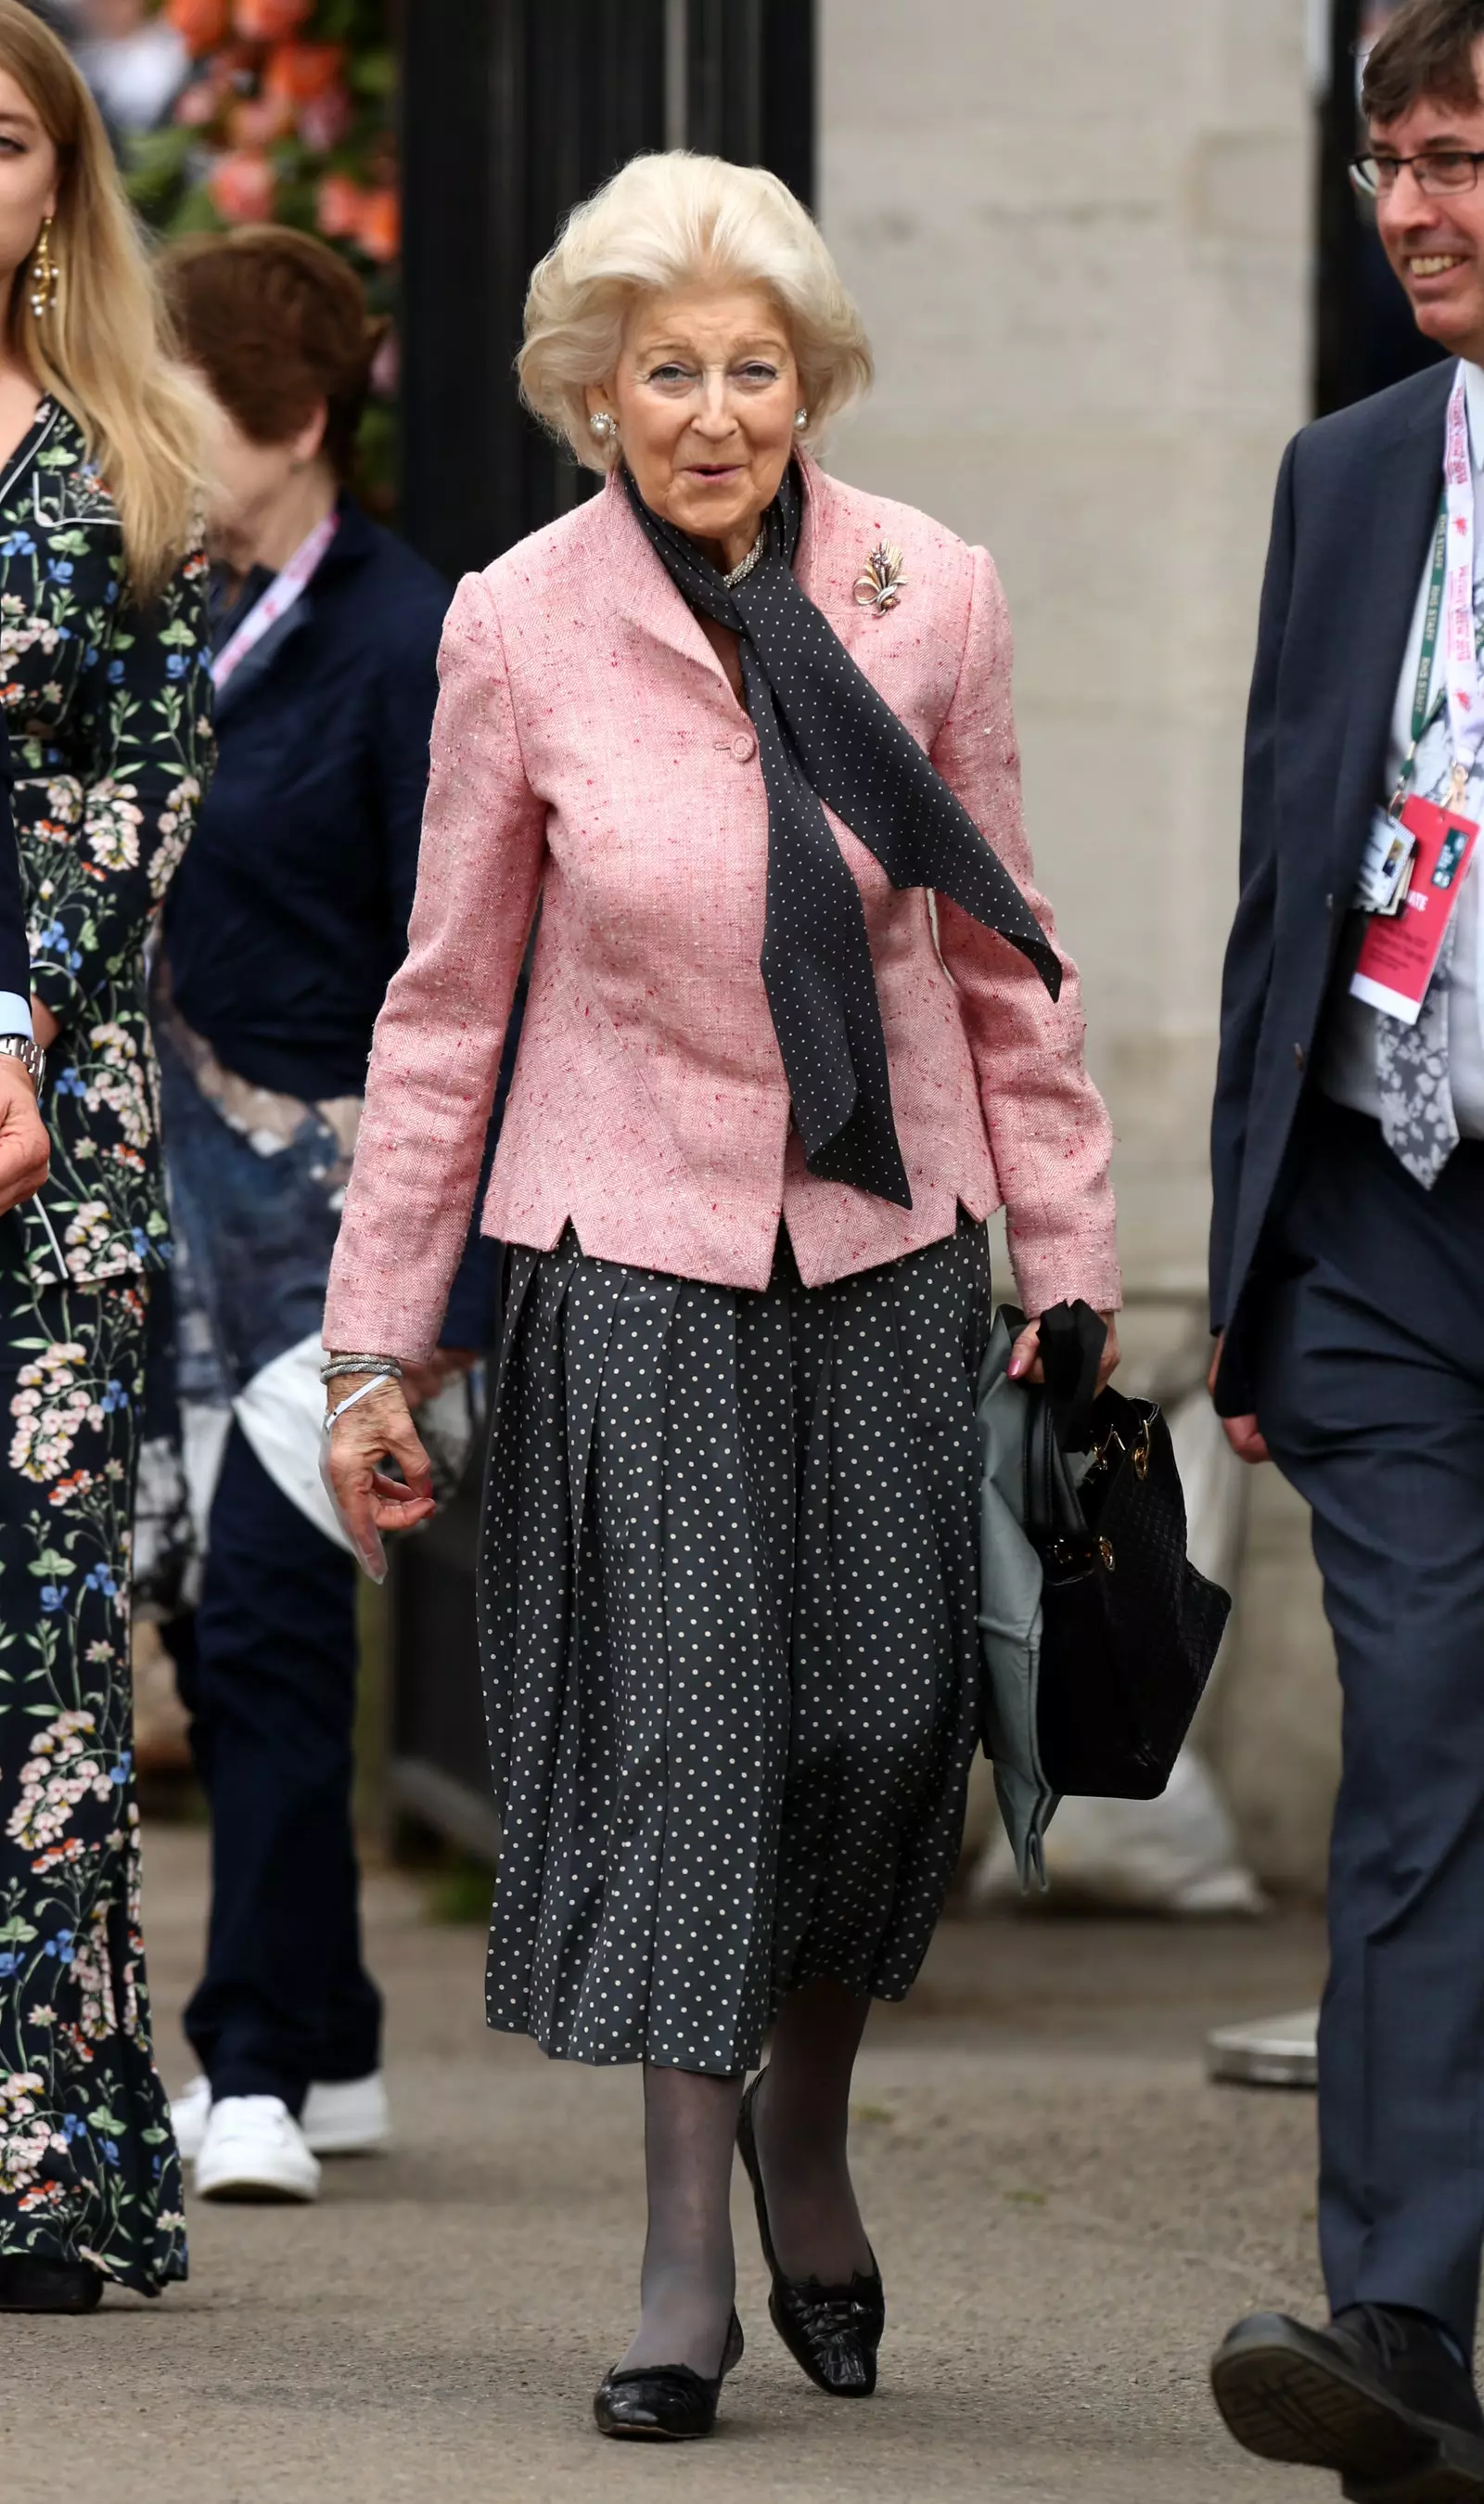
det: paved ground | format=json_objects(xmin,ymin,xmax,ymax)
[{"xmin": 0, "ymin": 1824, "xmax": 1337, "ymax": 2504}]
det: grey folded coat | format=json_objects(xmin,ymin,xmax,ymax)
[{"xmin": 974, "ymin": 1307, "xmax": 1093, "ymax": 1889}]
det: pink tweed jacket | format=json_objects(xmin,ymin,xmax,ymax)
[{"xmin": 324, "ymin": 458, "xmax": 1120, "ymax": 1360}]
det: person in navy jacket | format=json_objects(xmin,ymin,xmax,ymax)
[
  {"xmin": 149, "ymin": 226, "xmax": 494, "ymax": 2202},
  {"xmin": 1209, "ymin": 8, "xmax": 1484, "ymax": 2497}
]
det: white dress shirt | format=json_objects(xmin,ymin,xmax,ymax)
[{"xmin": 1321, "ymin": 357, "xmax": 1484, "ymax": 1134}]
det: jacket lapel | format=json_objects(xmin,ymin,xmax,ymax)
[
  {"xmin": 211, "ymin": 597, "xmax": 311, "ymax": 724},
  {"xmin": 1330, "ymin": 366, "xmax": 1453, "ymax": 884},
  {"xmin": 601, "ymin": 470, "xmax": 733, "ymax": 687},
  {"xmin": 602, "ymin": 456, "xmax": 832, "ymax": 686}
]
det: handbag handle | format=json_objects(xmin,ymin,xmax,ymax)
[{"xmin": 1039, "ymin": 1301, "xmax": 1107, "ymax": 1455}]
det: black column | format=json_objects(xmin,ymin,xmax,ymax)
[
  {"xmin": 401, "ymin": 0, "xmax": 667, "ymax": 575},
  {"xmin": 687, "ymin": 0, "xmax": 814, "ymax": 207},
  {"xmin": 398, "ymin": 0, "xmax": 505, "ymax": 578},
  {"xmin": 1314, "ymin": 0, "xmax": 1446, "ymax": 415}
]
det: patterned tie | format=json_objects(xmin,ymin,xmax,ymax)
[{"xmin": 1376, "ymin": 911, "xmax": 1461, "ymax": 1187}]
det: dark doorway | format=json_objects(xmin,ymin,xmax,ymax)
[
  {"xmin": 390, "ymin": 1, "xmax": 817, "ymax": 1862},
  {"xmin": 1316, "ymin": 0, "xmax": 1448, "ymax": 415}
]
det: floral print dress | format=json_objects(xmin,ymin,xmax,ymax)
[{"xmin": 0, "ymin": 401, "xmax": 211, "ymax": 2294}]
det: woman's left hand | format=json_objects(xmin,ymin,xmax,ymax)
[
  {"xmin": 30, "ymin": 996, "xmax": 59, "ymax": 1050},
  {"xmin": 1008, "ymin": 1310, "xmax": 1121, "ymax": 1394}
]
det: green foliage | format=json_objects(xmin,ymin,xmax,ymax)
[{"xmin": 127, "ymin": 3, "xmax": 400, "ymax": 500}]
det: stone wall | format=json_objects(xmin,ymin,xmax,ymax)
[{"xmin": 819, "ymin": 0, "xmax": 1339, "ymax": 1892}]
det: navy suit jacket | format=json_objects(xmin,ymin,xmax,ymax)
[
  {"xmin": 0, "ymin": 729, "xmax": 29, "ymax": 1006},
  {"xmin": 1211, "ymin": 361, "xmax": 1456, "ymax": 1409}
]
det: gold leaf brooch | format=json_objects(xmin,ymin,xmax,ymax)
[{"xmin": 853, "ymin": 542, "xmax": 906, "ymax": 615}]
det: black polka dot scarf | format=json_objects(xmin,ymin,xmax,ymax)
[{"xmin": 625, "ymin": 463, "xmax": 1061, "ymax": 1209}]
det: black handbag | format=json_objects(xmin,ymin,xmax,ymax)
[{"xmin": 1014, "ymin": 1300, "xmax": 1233, "ymax": 1801}]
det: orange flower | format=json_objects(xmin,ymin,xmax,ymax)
[
  {"xmin": 225, "ymin": 95, "xmax": 294, "ymax": 148},
  {"xmin": 165, "ymin": 0, "xmax": 231, "ymax": 53},
  {"xmin": 355, "ymin": 188, "xmax": 401, "ymax": 265},
  {"xmin": 263, "ymin": 41, "xmax": 345, "ymax": 104},
  {"xmin": 315, "ymin": 173, "xmax": 365, "ymax": 240},
  {"xmin": 208, "ymin": 148, "xmax": 276, "ymax": 226},
  {"xmin": 234, "ymin": 0, "xmax": 313, "ymax": 35}
]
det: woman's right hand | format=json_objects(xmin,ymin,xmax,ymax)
[{"xmin": 325, "ymin": 1374, "xmax": 437, "ymax": 1568}]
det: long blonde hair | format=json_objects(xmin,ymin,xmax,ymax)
[{"xmin": 0, "ymin": 1, "xmax": 202, "ymax": 597}]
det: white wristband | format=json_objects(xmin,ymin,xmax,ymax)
[{"xmin": 324, "ymin": 1374, "xmax": 400, "ymax": 1436}]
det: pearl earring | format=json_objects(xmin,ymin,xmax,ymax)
[
  {"xmin": 589, "ymin": 411, "xmax": 618, "ymax": 443},
  {"xmin": 794, "ymin": 408, "xmax": 808, "ymax": 430}
]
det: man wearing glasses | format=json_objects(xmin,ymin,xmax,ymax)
[{"xmin": 1208, "ymin": 3, "xmax": 1484, "ymax": 2494}]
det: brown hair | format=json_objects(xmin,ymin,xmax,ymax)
[
  {"xmin": 1363, "ymin": 0, "xmax": 1484, "ymax": 125},
  {"xmin": 158, "ymin": 226, "xmax": 381, "ymax": 481},
  {"xmin": 0, "ymin": 0, "xmax": 203, "ymax": 597}
]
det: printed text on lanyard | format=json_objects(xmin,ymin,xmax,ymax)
[{"xmin": 1442, "ymin": 366, "xmax": 1484, "ymax": 808}]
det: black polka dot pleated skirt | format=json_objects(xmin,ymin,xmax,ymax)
[{"xmin": 477, "ymin": 1214, "xmax": 992, "ymax": 2074}]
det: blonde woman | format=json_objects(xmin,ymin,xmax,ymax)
[
  {"xmin": 325, "ymin": 152, "xmax": 1119, "ymax": 2436},
  {"xmin": 0, "ymin": 2, "xmax": 210, "ymax": 2313}
]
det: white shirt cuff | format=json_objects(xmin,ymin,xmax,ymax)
[{"xmin": 0, "ymin": 993, "xmax": 33, "ymax": 1040}]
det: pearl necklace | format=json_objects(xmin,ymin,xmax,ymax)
[{"xmin": 723, "ymin": 526, "xmax": 766, "ymax": 591}]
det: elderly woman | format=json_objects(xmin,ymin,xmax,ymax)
[{"xmin": 324, "ymin": 152, "xmax": 1120, "ymax": 2441}]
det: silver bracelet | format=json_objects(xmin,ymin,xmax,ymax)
[{"xmin": 321, "ymin": 1355, "xmax": 403, "ymax": 1385}]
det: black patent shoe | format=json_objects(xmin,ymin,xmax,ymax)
[
  {"xmin": 593, "ymin": 2309, "xmax": 744, "ymax": 2440},
  {"xmin": 736, "ymin": 2071, "xmax": 885, "ymax": 2398},
  {"xmin": 0, "ymin": 2255, "xmax": 105, "ymax": 2313},
  {"xmin": 1211, "ymin": 2305, "xmax": 1484, "ymax": 2502}
]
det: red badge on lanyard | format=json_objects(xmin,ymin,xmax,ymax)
[
  {"xmin": 1352, "ymin": 362, "xmax": 1484, "ymax": 1027},
  {"xmin": 1352, "ymin": 794, "xmax": 1479, "ymax": 1022}
]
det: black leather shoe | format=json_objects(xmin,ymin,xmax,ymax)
[
  {"xmin": 736, "ymin": 2070, "xmax": 884, "ymax": 2398},
  {"xmin": 593, "ymin": 2310, "xmax": 744, "ymax": 2440},
  {"xmin": 1211, "ymin": 2305, "xmax": 1484, "ymax": 2502},
  {"xmin": 0, "ymin": 2255, "xmax": 105, "ymax": 2313}
]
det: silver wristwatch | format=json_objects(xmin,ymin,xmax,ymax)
[{"xmin": 0, "ymin": 1035, "xmax": 46, "ymax": 1093}]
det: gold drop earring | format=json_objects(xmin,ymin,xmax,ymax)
[{"xmin": 29, "ymin": 216, "xmax": 58, "ymax": 322}]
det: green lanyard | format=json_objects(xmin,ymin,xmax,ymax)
[
  {"xmin": 1410, "ymin": 497, "xmax": 1450, "ymax": 756},
  {"xmin": 1393, "ymin": 493, "xmax": 1484, "ymax": 814}
]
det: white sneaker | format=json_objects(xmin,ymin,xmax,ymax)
[
  {"xmin": 193, "ymin": 2096, "xmax": 322, "ymax": 2204},
  {"xmin": 301, "ymin": 2073, "xmax": 391, "ymax": 2157},
  {"xmin": 171, "ymin": 2073, "xmax": 211, "ymax": 2164},
  {"xmin": 173, "ymin": 2071, "xmax": 390, "ymax": 2163}
]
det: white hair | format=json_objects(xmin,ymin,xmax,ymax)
[{"xmin": 518, "ymin": 151, "xmax": 874, "ymax": 471}]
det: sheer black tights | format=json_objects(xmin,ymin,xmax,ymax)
[
  {"xmin": 753, "ymin": 1980, "xmax": 875, "ymax": 2284},
  {"xmin": 617, "ymin": 1984, "xmax": 874, "ymax": 2373},
  {"xmin": 619, "ymin": 2065, "xmax": 743, "ymax": 2376}
]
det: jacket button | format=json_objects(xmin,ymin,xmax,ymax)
[
  {"xmin": 731, "ymin": 731, "xmax": 757, "ymax": 763},
  {"xmin": 1293, "ymin": 1042, "xmax": 1306, "ymax": 1072}
]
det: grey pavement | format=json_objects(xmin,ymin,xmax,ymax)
[{"xmin": 1, "ymin": 1823, "xmax": 1337, "ymax": 2503}]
